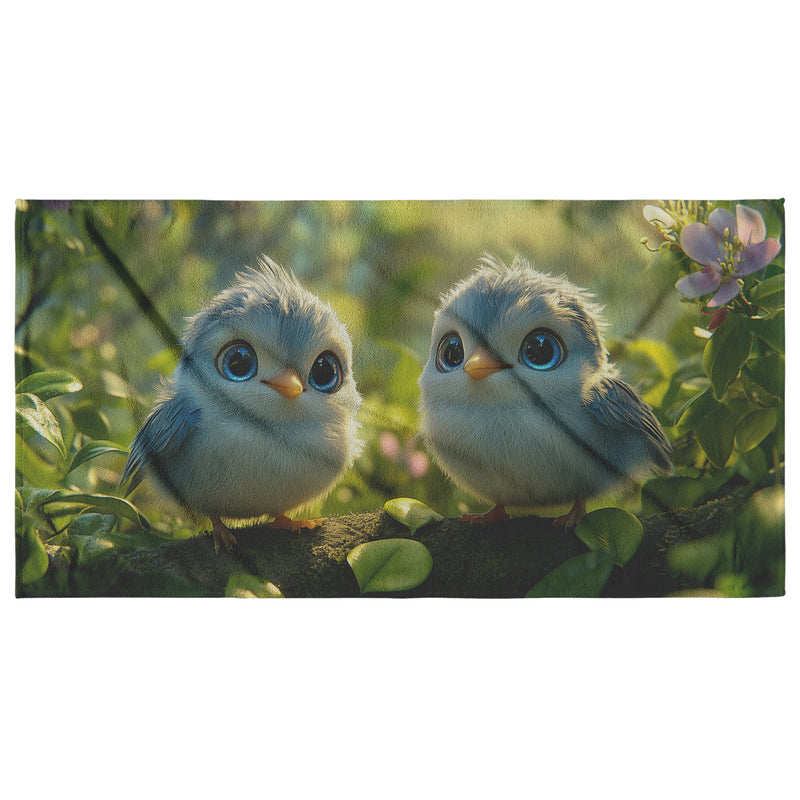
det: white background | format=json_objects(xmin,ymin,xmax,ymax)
[{"xmin": 3, "ymin": 2, "xmax": 797, "ymax": 798}]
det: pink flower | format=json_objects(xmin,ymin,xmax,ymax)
[
  {"xmin": 675, "ymin": 204, "xmax": 781, "ymax": 307},
  {"xmin": 378, "ymin": 432, "xmax": 401, "ymax": 459},
  {"xmin": 379, "ymin": 431, "xmax": 430, "ymax": 479},
  {"xmin": 406, "ymin": 451, "xmax": 429, "ymax": 479}
]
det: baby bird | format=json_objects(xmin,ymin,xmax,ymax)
[
  {"xmin": 122, "ymin": 257, "xmax": 362, "ymax": 553},
  {"xmin": 418, "ymin": 254, "xmax": 671, "ymax": 527}
]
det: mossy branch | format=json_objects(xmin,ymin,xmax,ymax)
[{"xmin": 31, "ymin": 489, "xmax": 760, "ymax": 598}]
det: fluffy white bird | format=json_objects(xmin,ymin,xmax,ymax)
[
  {"xmin": 418, "ymin": 254, "xmax": 671, "ymax": 527},
  {"xmin": 122, "ymin": 257, "xmax": 362, "ymax": 553}
]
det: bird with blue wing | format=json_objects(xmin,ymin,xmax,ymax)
[
  {"xmin": 418, "ymin": 254, "xmax": 671, "ymax": 527},
  {"xmin": 122, "ymin": 257, "xmax": 362, "ymax": 553}
]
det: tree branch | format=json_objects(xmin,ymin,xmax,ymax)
[{"xmin": 36, "ymin": 490, "xmax": 757, "ymax": 598}]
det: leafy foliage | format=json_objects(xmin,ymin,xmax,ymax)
[
  {"xmin": 525, "ymin": 551, "xmax": 615, "ymax": 598},
  {"xmin": 667, "ymin": 487, "xmax": 784, "ymax": 596},
  {"xmin": 384, "ymin": 498, "xmax": 444, "ymax": 535},
  {"xmin": 576, "ymin": 508, "xmax": 643, "ymax": 567},
  {"xmin": 525, "ymin": 508, "xmax": 644, "ymax": 597},
  {"xmin": 347, "ymin": 539, "xmax": 434, "ymax": 594}
]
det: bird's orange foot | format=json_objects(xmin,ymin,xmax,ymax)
[
  {"xmin": 459, "ymin": 504, "xmax": 510, "ymax": 524},
  {"xmin": 270, "ymin": 514, "xmax": 327, "ymax": 531},
  {"xmin": 210, "ymin": 516, "xmax": 237, "ymax": 554},
  {"xmin": 553, "ymin": 499, "xmax": 587, "ymax": 530}
]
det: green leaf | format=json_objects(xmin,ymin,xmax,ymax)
[
  {"xmin": 70, "ymin": 403, "xmax": 111, "ymax": 440},
  {"xmin": 667, "ymin": 534, "xmax": 726, "ymax": 582},
  {"xmin": 18, "ymin": 522, "xmax": 50, "ymax": 584},
  {"xmin": 347, "ymin": 538, "xmax": 433, "ymax": 594},
  {"xmin": 737, "ymin": 486, "xmax": 784, "ymax": 544},
  {"xmin": 37, "ymin": 491, "xmax": 150, "ymax": 530},
  {"xmin": 737, "ymin": 447, "xmax": 768, "ymax": 483},
  {"xmin": 52, "ymin": 403, "xmax": 76, "ymax": 454},
  {"xmin": 742, "ymin": 353, "xmax": 784, "ymax": 399},
  {"xmin": 749, "ymin": 273, "xmax": 784, "ymax": 307},
  {"xmin": 752, "ymin": 293, "xmax": 784, "ymax": 314},
  {"xmin": 15, "ymin": 435, "xmax": 61, "ymax": 488},
  {"xmin": 16, "ymin": 393, "xmax": 66, "ymax": 458},
  {"xmin": 576, "ymin": 507, "xmax": 643, "ymax": 566},
  {"xmin": 660, "ymin": 375, "xmax": 686, "ymax": 416},
  {"xmin": 735, "ymin": 408, "xmax": 778, "ymax": 453},
  {"xmin": 641, "ymin": 477, "xmax": 707, "ymax": 515},
  {"xmin": 65, "ymin": 440, "xmax": 128, "ymax": 476},
  {"xmin": 714, "ymin": 573, "xmax": 753, "ymax": 598},
  {"xmin": 225, "ymin": 573, "xmax": 284, "ymax": 598},
  {"xmin": 384, "ymin": 497, "xmax": 443, "ymax": 534},
  {"xmin": 100, "ymin": 369, "xmax": 146, "ymax": 404},
  {"xmin": 525, "ymin": 551, "xmax": 614, "ymax": 598},
  {"xmin": 17, "ymin": 487, "xmax": 60, "ymax": 511},
  {"xmin": 672, "ymin": 487, "xmax": 784, "ymax": 593},
  {"xmin": 16, "ymin": 370, "xmax": 83, "ymax": 400},
  {"xmin": 72, "ymin": 535, "xmax": 116, "ymax": 565},
  {"xmin": 67, "ymin": 513, "xmax": 116, "ymax": 537},
  {"xmin": 674, "ymin": 387, "xmax": 717, "ymax": 432},
  {"xmin": 703, "ymin": 315, "xmax": 752, "ymax": 399},
  {"xmin": 744, "ymin": 311, "xmax": 784, "ymax": 354},
  {"xmin": 696, "ymin": 403, "xmax": 736, "ymax": 468}
]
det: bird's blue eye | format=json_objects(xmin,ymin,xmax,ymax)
[
  {"xmin": 436, "ymin": 332, "xmax": 464, "ymax": 372},
  {"xmin": 519, "ymin": 329, "xmax": 565, "ymax": 371},
  {"xmin": 309, "ymin": 351, "xmax": 343, "ymax": 393},
  {"xmin": 217, "ymin": 342, "xmax": 258, "ymax": 381}
]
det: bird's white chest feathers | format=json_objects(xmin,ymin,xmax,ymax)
[
  {"xmin": 163, "ymin": 406, "xmax": 357, "ymax": 520},
  {"xmin": 421, "ymin": 396, "xmax": 624, "ymax": 507}
]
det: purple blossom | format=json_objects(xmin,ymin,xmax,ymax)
[{"xmin": 675, "ymin": 204, "xmax": 781, "ymax": 307}]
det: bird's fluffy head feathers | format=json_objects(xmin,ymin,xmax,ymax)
[
  {"xmin": 436, "ymin": 253, "xmax": 610, "ymax": 372},
  {"xmin": 181, "ymin": 256, "xmax": 352, "ymax": 365}
]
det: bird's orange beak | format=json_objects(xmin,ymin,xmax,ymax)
[
  {"xmin": 463, "ymin": 347, "xmax": 511, "ymax": 380},
  {"xmin": 262, "ymin": 369, "xmax": 304, "ymax": 399}
]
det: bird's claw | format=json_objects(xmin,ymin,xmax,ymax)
[
  {"xmin": 211, "ymin": 517, "xmax": 237, "ymax": 555},
  {"xmin": 270, "ymin": 514, "xmax": 327, "ymax": 531},
  {"xmin": 552, "ymin": 499, "xmax": 587, "ymax": 530},
  {"xmin": 459, "ymin": 504, "xmax": 510, "ymax": 524}
]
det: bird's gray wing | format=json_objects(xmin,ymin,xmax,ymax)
[
  {"xmin": 121, "ymin": 391, "xmax": 201, "ymax": 493},
  {"xmin": 586, "ymin": 377, "xmax": 672, "ymax": 469}
]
